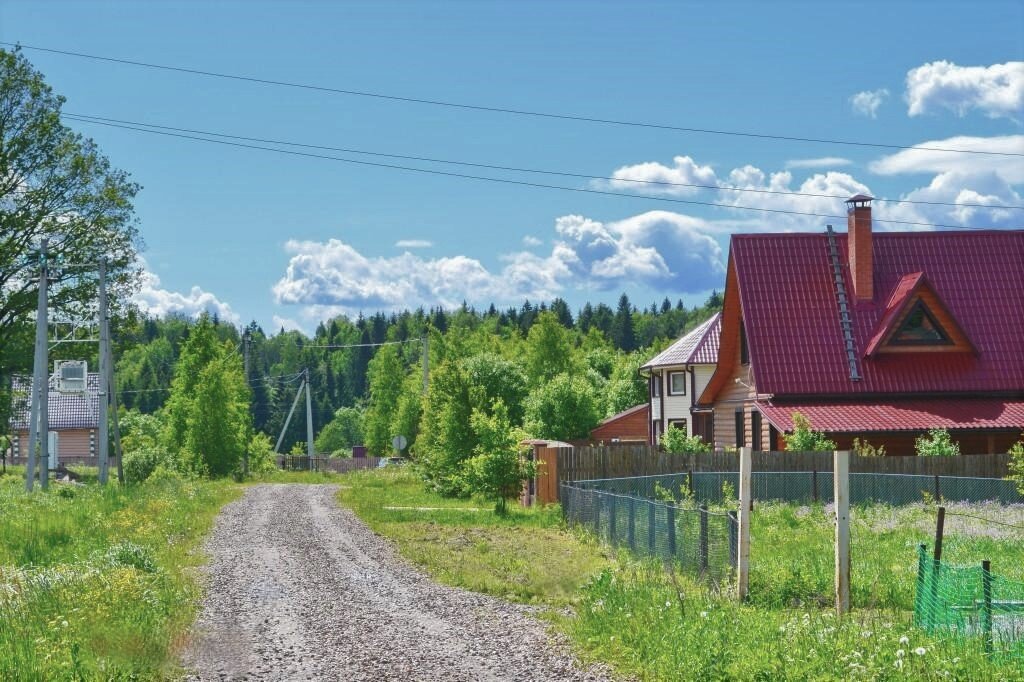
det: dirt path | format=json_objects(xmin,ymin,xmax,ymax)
[{"xmin": 183, "ymin": 484, "xmax": 611, "ymax": 681}]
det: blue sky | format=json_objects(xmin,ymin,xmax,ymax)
[{"xmin": 2, "ymin": 1, "xmax": 1022, "ymax": 333}]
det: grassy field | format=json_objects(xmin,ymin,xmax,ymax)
[
  {"xmin": 0, "ymin": 467, "xmax": 240, "ymax": 679},
  {"xmin": 337, "ymin": 467, "xmax": 612, "ymax": 604},
  {"xmin": 339, "ymin": 469, "xmax": 1024, "ymax": 681}
]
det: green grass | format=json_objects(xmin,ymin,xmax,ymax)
[
  {"xmin": 338, "ymin": 470, "xmax": 1024, "ymax": 681},
  {"xmin": 0, "ymin": 467, "xmax": 240, "ymax": 680},
  {"xmin": 336, "ymin": 468, "xmax": 612, "ymax": 604}
]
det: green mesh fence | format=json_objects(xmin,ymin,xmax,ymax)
[
  {"xmin": 915, "ymin": 545, "xmax": 1024, "ymax": 661},
  {"xmin": 560, "ymin": 483, "xmax": 737, "ymax": 583}
]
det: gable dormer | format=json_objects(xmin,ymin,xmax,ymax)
[{"xmin": 864, "ymin": 272, "xmax": 975, "ymax": 357}]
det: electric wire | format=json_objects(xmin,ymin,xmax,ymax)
[
  {"xmin": 64, "ymin": 113, "xmax": 1023, "ymax": 211},
  {"xmin": 60, "ymin": 115, "xmax": 1015, "ymax": 231},
  {"xmin": 941, "ymin": 510, "xmax": 1024, "ymax": 532},
  {"xmin": 8, "ymin": 41, "xmax": 1020, "ymax": 157}
]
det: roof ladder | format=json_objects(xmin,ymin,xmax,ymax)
[{"xmin": 826, "ymin": 225, "xmax": 862, "ymax": 381}]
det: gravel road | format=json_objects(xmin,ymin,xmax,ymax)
[{"xmin": 183, "ymin": 484, "xmax": 612, "ymax": 681}]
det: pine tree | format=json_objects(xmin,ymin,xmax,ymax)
[{"xmin": 611, "ymin": 293, "xmax": 636, "ymax": 351}]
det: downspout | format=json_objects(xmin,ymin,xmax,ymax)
[
  {"xmin": 658, "ymin": 371, "xmax": 666, "ymax": 445},
  {"xmin": 688, "ymin": 366, "xmax": 696, "ymax": 437}
]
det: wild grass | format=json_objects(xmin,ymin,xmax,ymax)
[
  {"xmin": 336, "ymin": 468, "xmax": 612, "ymax": 604},
  {"xmin": 339, "ymin": 469, "xmax": 1024, "ymax": 680},
  {"xmin": 0, "ymin": 468, "xmax": 239, "ymax": 680}
]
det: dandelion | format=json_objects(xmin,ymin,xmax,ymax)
[
  {"xmin": 700, "ymin": 611, "xmax": 708, "ymax": 618},
  {"xmin": 899, "ymin": 635, "xmax": 909, "ymax": 645},
  {"xmin": 895, "ymin": 659, "xmax": 904, "ymax": 670},
  {"xmin": 914, "ymin": 647, "xmax": 926, "ymax": 656},
  {"xmin": 861, "ymin": 630, "xmax": 872, "ymax": 638},
  {"xmin": 665, "ymin": 600, "xmax": 671, "ymax": 608},
  {"xmin": 896, "ymin": 649, "xmax": 905, "ymax": 658}
]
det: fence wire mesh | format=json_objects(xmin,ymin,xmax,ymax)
[
  {"xmin": 560, "ymin": 484, "xmax": 737, "ymax": 583},
  {"xmin": 914, "ymin": 545, "xmax": 1024, "ymax": 661},
  {"xmin": 571, "ymin": 472, "xmax": 1022, "ymax": 506}
]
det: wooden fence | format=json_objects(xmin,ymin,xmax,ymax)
[
  {"xmin": 556, "ymin": 446, "xmax": 1013, "ymax": 487},
  {"xmin": 277, "ymin": 455, "xmax": 382, "ymax": 473}
]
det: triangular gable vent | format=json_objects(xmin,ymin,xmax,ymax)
[{"xmin": 864, "ymin": 273, "xmax": 975, "ymax": 357}]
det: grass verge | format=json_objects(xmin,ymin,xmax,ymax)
[
  {"xmin": 336, "ymin": 468, "xmax": 611, "ymax": 604},
  {"xmin": 0, "ymin": 467, "xmax": 240, "ymax": 679}
]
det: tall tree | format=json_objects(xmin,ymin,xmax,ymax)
[
  {"xmin": 0, "ymin": 48, "xmax": 140, "ymax": 417},
  {"xmin": 524, "ymin": 311, "xmax": 576, "ymax": 385},
  {"xmin": 362, "ymin": 344, "xmax": 406, "ymax": 455},
  {"xmin": 611, "ymin": 293, "xmax": 637, "ymax": 351}
]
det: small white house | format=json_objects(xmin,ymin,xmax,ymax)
[{"xmin": 640, "ymin": 313, "xmax": 720, "ymax": 445}]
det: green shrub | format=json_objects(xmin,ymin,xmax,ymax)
[
  {"xmin": 784, "ymin": 412, "xmax": 836, "ymax": 452},
  {"xmin": 246, "ymin": 432, "xmax": 278, "ymax": 473},
  {"xmin": 660, "ymin": 425, "xmax": 711, "ymax": 454},
  {"xmin": 122, "ymin": 447, "xmax": 171, "ymax": 484},
  {"xmin": 1008, "ymin": 436, "xmax": 1024, "ymax": 494},
  {"xmin": 462, "ymin": 402, "xmax": 535, "ymax": 514},
  {"xmin": 851, "ymin": 437, "xmax": 886, "ymax": 457},
  {"xmin": 915, "ymin": 428, "xmax": 960, "ymax": 457}
]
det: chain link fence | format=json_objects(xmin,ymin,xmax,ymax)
[
  {"xmin": 915, "ymin": 546, "xmax": 1024, "ymax": 661},
  {"xmin": 561, "ymin": 483, "xmax": 737, "ymax": 583}
]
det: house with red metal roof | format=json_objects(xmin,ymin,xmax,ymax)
[
  {"xmin": 640, "ymin": 312, "xmax": 721, "ymax": 445},
  {"xmin": 697, "ymin": 196, "xmax": 1024, "ymax": 455},
  {"xmin": 8, "ymin": 373, "xmax": 100, "ymax": 464}
]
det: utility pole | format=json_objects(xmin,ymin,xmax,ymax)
[
  {"xmin": 26, "ymin": 240, "xmax": 49, "ymax": 492},
  {"xmin": 98, "ymin": 259, "xmax": 109, "ymax": 484},
  {"xmin": 275, "ymin": 376, "xmax": 305, "ymax": 454},
  {"xmin": 305, "ymin": 367, "xmax": 314, "ymax": 463}
]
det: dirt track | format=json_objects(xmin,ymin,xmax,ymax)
[{"xmin": 183, "ymin": 484, "xmax": 611, "ymax": 681}]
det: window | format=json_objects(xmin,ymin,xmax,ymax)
[
  {"xmin": 751, "ymin": 411, "xmax": 762, "ymax": 452},
  {"xmin": 735, "ymin": 409, "xmax": 745, "ymax": 447},
  {"xmin": 668, "ymin": 419, "xmax": 688, "ymax": 434},
  {"xmin": 890, "ymin": 301, "xmax": 953, "ymax": 346},
  {"xmin": 650, "ymin": 375, "xmax": 661, "ymax": 398},
  {"xmin": 768, "ymin": 424, "xmax": 780, "ymax": 452},
  {"xmin": 668, "ymin": 371, "xmax": 687, "ymax": 396}
]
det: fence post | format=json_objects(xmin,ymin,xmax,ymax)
[
  {"xmin": 929, "ymin": 506, "xmax": 946, "ymax": 629},
  {"xmin": 608, "ymin": 495, "xmax": 617, "ymax": 546},
  {"xmin": 593, "ymin": 491, "xmax": 601, "ymax": 536},
  {"xmin": 737, "ymin": 446, "xmax": 752, "ymax": 601},
  {"xmin": 628, "ymin": 496, "xmax": 636, "ymax": 551},
  {"xmin": 981, "ymin": 559, "xmax": 993, "ymax": 656},
  {"xmin": 648, "ymin": 500, "xmax": 656, "ymax": 555},
  {"xmin": 934, "ymin": 474, "xmax": 941, "ymax": 502},
  {"xmin": 699, "ymin": 504, "xmax": 709, "ymax": 575},
  {"xmin": 728, "ymin": 510, "xmax": 738, "ymax": 574},
  {"xmin": 834, "ymin": 449, "xmax": 851, "ymax": 616},
  {"xmin": 688, "ymin": 468, "xmax": 695, "ymax": 499},
  {"xmin": 667, "ymin": 503, "xmax": 677, "ymax": 557},
  {"xmin": 812, "ymin": 468, "xmax": 819, "ymax": 503}
]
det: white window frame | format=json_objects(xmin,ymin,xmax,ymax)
[{"xmin": 668, "ymin": 371, "xmax": 687, "ymax": 396}]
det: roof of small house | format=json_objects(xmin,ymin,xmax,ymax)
[
  {"xmin": 730, "ymin": 230, "xmax": 1024, "ymax": 396},
  {"xmin": 641, "ymin": 312, "xmax": 721, "ymax": 370},
  {"xmin": 757, "ymin": 398, "xmax": 1024, "ymax": 433},
  {"xmin": 9, "ymin": 374, "xmax": 100, "ymax": 431}
]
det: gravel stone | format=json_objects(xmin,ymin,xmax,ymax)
[{"xmin": 183, "ymin": 484, "xmax": 614, "ymax": 681}]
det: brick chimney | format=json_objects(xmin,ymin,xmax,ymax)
[{"xmin": 846, "ymin": 194, "xmax": 874, "ymax": 302}]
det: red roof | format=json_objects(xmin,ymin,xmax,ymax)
[
  {"xmin": 758, "ymin": 399, "xmax": 1024, "ymax": 433},
  {"xmin": 732, "ymin": 230, "xmax": 1024, "ymax": 396}
]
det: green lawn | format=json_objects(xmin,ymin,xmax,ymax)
[
  {"xmin": 339, "ymin": 469, "xmax": 1024, "ymax": 681},
  {"xmin": 0, "ymin": 467, "xmax": 241, "ymax": 679}
]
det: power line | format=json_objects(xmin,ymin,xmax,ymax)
[
  {"xmin": 65, "ymin": 113, "xmax": 1023, "ymax": 211},
  {"xmin": 9, "ymin": 41, "xmax": 1021, "ymax": 158},
  {"xmin": 61, "ymin": 115, "xmax": 1014, "ymax": 231},
  {"xmin": 943, "ymin": 510, "xmax": 1024, "ymax": 532},
  {"xmin": 304, "ymin": 339, "xmax": 420, "ymax": 349}
]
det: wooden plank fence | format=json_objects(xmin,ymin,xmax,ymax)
[{"xmin": 556, "ymin": 446, "xmax": 1013, "ymax": 487}]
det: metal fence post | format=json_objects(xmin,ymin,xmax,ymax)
[
  {"xmin": 834, "ymin": 449, "xmax": 851, "ymax": 616},
  {"xmin": 981, "ymin": 560, "xmax": 993, "ymax": 655},
  {"xmin": 699, "ymin": 504, "xmax": 709, "ymax": 575},
  {"xmin": 914, "ymin": 543, "xmax": 928, "ymax": 627},
  {"xmin": 934, "ymin": 474, "xmax": 941, "ymax": 503},
  {"xmin": 737, "ymin": 446, "xmax": 752, "ymax": 601},
  {"xmin": 812, "ymin": 468, "xmax": 819, "ymax": 503}
]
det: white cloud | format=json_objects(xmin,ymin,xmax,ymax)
[
  {"xmin": 850, "ymin": 89, "xmax": 889, "ymax": 118},
  {"xmin": 607, "ymin": 155, "xmax": 718, "ymax": 195},
  {"xmin": 874, "ymin": 171, "xmax": 1023, "ymax": 230},
  {"xmin": 521, "ymin": 235, "xmax": 542, "ymax": 247},
  {"xmin": 395, "ymin": 239, "xmax": 433, "ymax": 248},
  {"xmin": 272, "ymin": 212, "xmax": 726, "ymax": 316},
  {"xmin": 785, "ymin": 157, "xmax": 853, "ymax": 169},
  {"xmin": 133, "ymin": 267, "xmax": 239, "ymax": 324},
  {"xmin": 869, "ymin": 135, "xmax": 1024, "ymax": 184},
  {"xmin": 905, "ymin": 60, "xmax": 1024, "ymax": 119}
]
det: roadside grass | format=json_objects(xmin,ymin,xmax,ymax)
[
  {"xmin": 339, "ymin": 470, "xmax": 1024, "ymax": 680},
  {"xmin": 336, "ymin": 468, "xmax": 612, "ymax": 604},
  {"xmin": 0, "ymin": 469, "xmax": 239, "ymax": 679}
]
